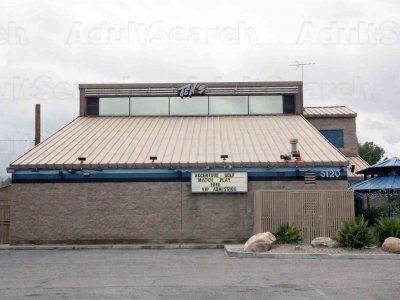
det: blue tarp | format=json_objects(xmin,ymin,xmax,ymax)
[{"xmin": 350, "ymin": 175, "xmax": 400, "ymax": 191}]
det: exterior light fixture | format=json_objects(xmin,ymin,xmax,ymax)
[
  {"xmin": 78, "ymin": 157, "xmax": 86, "ymax": 170},
  {"xmin": 350, "ymin": 165, "xmax": 355, "ymax": 173},
  {"xmin": 150, "ymin": 156, "xmax": 158, "ymax": 169},
  {"xmin": 220, "ymin": 154, "xmax": 228, "ymax": 161},
  {"xmin": 6, "ymin": 167, "xmax": 15, "ymax": 173}
]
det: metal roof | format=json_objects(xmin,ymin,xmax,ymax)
[
  {"xmin": 303, "ymin": 106, "xmax": 357, "ymax": 118},
  {"xmin": 347, "ymin": 156, "xmax": 370, "ymax": 179},
  {"xmin": 351, "ymin": 175, "xmax": 400, "ymax": 191},
  {"xmin": 11, "ymin": 115, "xmax": 348, "ymax": 170},
  {"xmin": 357, "ymin": 157, "xmax": 400, "ymax": 174}
]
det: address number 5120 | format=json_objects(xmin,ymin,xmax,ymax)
[{"xmin": 320, "ymin": 170, "xmax": 341, "ymax": 178}]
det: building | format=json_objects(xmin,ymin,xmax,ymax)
[
  {"xmin": 351, "ymin": 157, "xmax": 400, "ymax": 216},
  {"xmin": 6, "ymin": 81, "xmax": 367, "ymax": 244},
  {"xmin": 302, "ymin": 106, "xmax": 369, "ymax": 182}
]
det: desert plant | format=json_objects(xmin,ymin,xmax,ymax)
[
  {"xmin": 273, "ymin": 222, "xmax": 302, "ymax": 244},
  {"xmin": 373, "ymin": 217, "xmax": 400, "ymax": 246},
  {"xmin": 336, "ymin": 216, "xmax": 375, "ymax": 248},
  {"xmin": 361, "ymin": 207, "xmax": 385, "ymax": 227}
]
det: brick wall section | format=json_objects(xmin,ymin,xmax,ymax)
[
  {"xmin": 306, "ymin": 117, "xmax": 359, "ymax": 157},
  {"xmin": 10, "ymin": 180, "xmax": 348, "ymax": 244}
]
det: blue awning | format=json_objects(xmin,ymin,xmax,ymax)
[{"xmin": 350, "ymin": 175, "xmax": 400, "ymax": 191}]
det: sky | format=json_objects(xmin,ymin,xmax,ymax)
[{"xmin": 0, "ymin": 0, "xmax": 399, "ymax": 179}]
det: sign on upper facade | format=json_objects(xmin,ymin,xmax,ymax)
[
  {"xmin": 191, "ymin": 172, "xmax": 248, "ymax": 193},
  {"xmin": 178, "ymin": 83, "xmax": 206, "ymax": 98}
]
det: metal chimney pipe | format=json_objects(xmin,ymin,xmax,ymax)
[{"xmin": 290, "ymin": 138, "xmax": 298, "ymax": 154}]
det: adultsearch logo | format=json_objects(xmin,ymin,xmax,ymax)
[
  {"xmin": 0, "ymin": 22, "xmax": 28, "ymax": 45},
  {"xmin": 0, "ymin": 75, "xmax": 76, "ymax": 102},
  {"xmin": 296, "ymin": 21, "xmax": 400, "ymax": 45},
  {"xmin": 66, "ymin": 20, "xmax": 258, "ymax": 45}
]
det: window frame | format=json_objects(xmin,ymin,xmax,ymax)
[
  {"xmin": 98, "ymin": 95, "xmax": 292, "ymax": 117},
  {"xmin": 319, "ymin": 129, "xmax": 345, "ymax": 148}
]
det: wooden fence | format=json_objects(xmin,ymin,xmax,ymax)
[
  {"xmin": 254, "ymin": 190, "xmax": 354, "ymax": 243},
  {"xmin": 0, "ymin": 186, "xmax": 11, "ymax": 244}
]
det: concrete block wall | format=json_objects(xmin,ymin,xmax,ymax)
[
  {"xmin": 10, "ymin": 180, "xmax": 348, "ymax": 244},
  {"xmin": 306, "ymin": 117, "xmax": 359, "ymax": 157}
]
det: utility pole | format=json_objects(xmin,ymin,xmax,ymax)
[
  {"xmin": 35, "ymin": 104, "xmax": 41, "ymax": 146},
  {"xmin": 289, "ymin": 61, "xmax": 315, "ymax": 82}
]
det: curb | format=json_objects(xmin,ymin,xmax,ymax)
[
  {"xmin": 224, "ymin": 245, "xmax": 400, "ymax": 260},
  {"xmin": 0, "ymin": 244, "xmax": 224, "ymax": 251}
]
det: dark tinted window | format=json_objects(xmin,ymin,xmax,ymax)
[
  {"xmin": 283, "ymin": 95, "xmax": 295, "ymax": 114},
  {"xmin": 319, "ymin": 129, "xmax": 344, "ymax": 148},
  {"xmin": 87, "ymin": 98, "xmax": 99, "ymax": 116}
]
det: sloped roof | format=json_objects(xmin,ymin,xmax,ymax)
[
  {"xmin": 357, "ymin": 157, "xmax": 400, "ymax": 175},
  {"xmin": 351, "ymin": 175, "xmax": 400, "ymax": 191},
  {"xmin": 303, "ymin": 106, "xmax": 357, "ymax": 118},
  {"xmin": 368, "ymin": 157, "xmax": 400, "ymax": 169},
  {"xmin": 11, "ymin": 115, "xmax": 348, "ymax": 170},
  {"xmin": 347, "ymin": 156, "xmax": 370, "ymax": 179}
]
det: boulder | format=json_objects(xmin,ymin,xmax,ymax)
[
  {"xmin": 311, "ymin": 237, "xmax": 339, "ymax": 248},
  {"xmin": 382, "ymin": 237, "xmax": 400, "ymax": 254},
  {"xmin": 243, "ymin": 232, "xmax": 276, "ymax": 252}
]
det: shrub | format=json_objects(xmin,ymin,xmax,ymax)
[
  {"xmin": 392, "ymin": 195, "xmax": 400, "ymax": 216},
  {"xmin": 361, "ymin": 207, "xmax": 385, "ymax": 227},
  {"xmin": 336, "ymin": 216, "xmax": 375, "ymax": 248},
  {"xmin": 273, "ymin": 222, "xmax": 302, "ymax": 244},
  {"xmin": 374, "ymin": 217, "xmax": 400, "ymax": 246}
]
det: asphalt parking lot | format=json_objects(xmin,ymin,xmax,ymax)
[{"xmin": 1, "ymin": 249, "xmax": 399, "ymax": 299}]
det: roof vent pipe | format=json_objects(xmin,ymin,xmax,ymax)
[
  {"xmin": 290, "ymin": 138, "xmax": 298, "ymax": 154},
  {"xmin": 290, "ymin": 138, "xmax": 301, "ymax": 160}
]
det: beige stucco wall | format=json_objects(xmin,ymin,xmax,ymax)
[
  {"xmin": 10, "ymin": 180, "xmax": 348, "ymax": 244},
  {"xmin": 306, "ymin": 117, "xmax": 359, "ymax": 157}
]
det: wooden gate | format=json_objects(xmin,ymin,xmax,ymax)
[
  {"xmin": 0, "ymin": 185, "xmax": 11, "ymax": 244},
  {"xmin": 254, "ymin": 190, "xmax": 354, "ymax": 243}
]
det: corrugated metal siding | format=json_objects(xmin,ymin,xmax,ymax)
[
  {"xmin": 303, "ymin": 106, "xmax": 357, "ymax": 118},
  {"xmin": 11, "ymin": 116, "xmax": 348, "ymax": 170}
]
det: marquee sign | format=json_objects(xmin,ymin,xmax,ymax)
[
  {"xmin": 178, "ymin": 83, "xmax": 206, "ymax": 98},
  {"xmin": 191, "ymin": 172, "xmax": 248, "ymax": 193}
]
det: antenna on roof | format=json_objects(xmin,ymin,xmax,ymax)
[{"xmin": 289, "ymin": 61, "xmax": 315, "ymax": 82}]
